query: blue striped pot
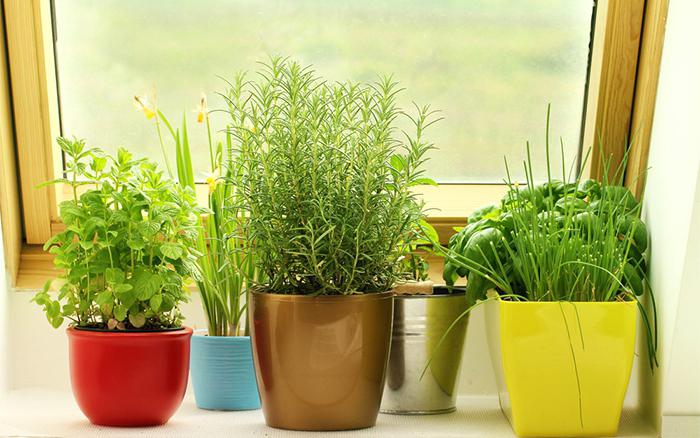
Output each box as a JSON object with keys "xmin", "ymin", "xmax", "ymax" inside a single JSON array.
[{"xmin": 190, "ymin": 332, "xmax": 261, "ymax": 410}]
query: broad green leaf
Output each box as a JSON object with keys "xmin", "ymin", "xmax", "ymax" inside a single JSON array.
[
  {"xmin": 390, "ymin": 154, "xmax": 405, "ymax": 171},
  {"xmin": 128, "ymin": 313, "xmax": 146, "ymax": 328},
  {"xmin": 134, "ymin": 272, "xmax": 161, "ymax": 300},
  {"xmin": 160, "ymin": 243, "xmax": 183, "ymax": 260},
  {"xmin": 138, "ymin": 221, "xmax": 161, "ymax": 237},
  {"xmin": 114, "ymin": 305, "xmax": 127, "ymax": 321},
  {"xmin": 418, "ymin": 219, "xmax": 439, "ymax": 245},
  {"xmin": 127, "ymin": 239, "xmax": 145, "ymax": 250},
  {"xmin": 96, "ymin": 291, "xmax": 113, "ymax": 306},
  {"xmin": 91, "ymin": 156, "xmax": 107, "ymax": 172},
  {"xmin": 50, "ymin": 315, "xmax": 64, "ymax": 329},
  {"xmin": 149, "ymin": 294, "xmax": 163, "ymax": 312},
  {"xmin": 114, "ymin": 283, "xmax": 133, "ymax": 294},
  {"xmin": 100, "ymin": 303, "xmax": 113, "ymax": 315},
  {"xmin": 105, "ymin": 268, "xmax": 125, "ymax": 285},
  {"xmin": 47, "ymin": 301, "xmax": 61, "ymax": 318}
]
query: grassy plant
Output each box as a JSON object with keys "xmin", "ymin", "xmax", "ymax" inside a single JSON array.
[
  {"xmin": 137, "ymin": 93, "xmax": 261, "ymax": 336},
  {"xmin": 33, "ymin": 138, "xmax": 199, "ymax": 330},
  {"xmin": 439, "ymin": 109, "xmax": 657, "ymax": 369},
  {"xmin": 223, "ymin": 57, "xmax": 437, "ymax": 295}
]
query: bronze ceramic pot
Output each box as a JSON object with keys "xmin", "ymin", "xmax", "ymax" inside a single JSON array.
[{"xmin": 250, "ymin": 290, "xmax": 394, "ymax": 431}]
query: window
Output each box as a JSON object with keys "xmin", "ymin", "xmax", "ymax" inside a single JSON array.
[
  {"xmin": 3, "ymin": 0, "xmax": 654, "ymax": 256},
  {"xmin": 54, "ymin": 0, "xmax": 593, "ymax": 184}
]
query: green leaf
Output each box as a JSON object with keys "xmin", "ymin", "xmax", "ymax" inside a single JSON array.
[
  {"xmin": 43, "ymin": 234, "xmax": 62, "ymax": 251},
  {"xmin": 411, "ymin": 177, "xmax": 438, "ymax": 187},
  {"xmin": 127, "ymin": 239, "xmax": 145, "ymax": 250},
  {"xmin": 390, "ymin": 154, "xmax": 405, "ymax": 171},
  {"xmin": 138, "ymin": 221, "xmax": 161, "ymax": 237},
  {"xmin": 101, "ymin": 303, "xmax": 113, "ymax": 315},
  {"xmin": 160, "ymin": 243, "xmax": 183, "ymax": 260},
  {"xmin": 59, "ymin": 201, "xmax": 86, "ymax": 224},
  {"xmin": 149, "ymin": 294, "xmax": 163, "ymax": 312},
  {"xmin": 117, "ymin": 147, "xmax": 132, "ymax": 166},
  {"xmin": 50, "ymin": 315, "xmax": 64, "ymax": 329},
  {"xmin": 418, "ymin": 219, "xmax": 439, "ymax": 245},
  {"xmin": 134, "ymin": 271, "xmax": 161, "ymax": 300},
  {"xmin": 114, "ymin": 283, "xmax": 133, "ymax": 294},
  {"xmin": 181, "ymin": 112, "xmax": 195, "ymax": 189},
  {"xmin": 114, "ymin": 305, "xmax": 127, "ymax": 322},
  {"xmin": 96, "ymin": 291, "xmax": 113, "ymax": 306},
  {"xmin": 105, "ymin": 268, "xmax": 125, "ymax": 285},
  {"xmin": 91, "ymin": 156, "xmax": 107, "ymax": 172},
  {"xmin": 47, "ymin": 300, "xmax": 61, "ymax": 318},
  {"xmin": 161, "ymin": 294, "xmax": 175, "ymax": 312},
  {"xmin": 128, "ymin": 313, "xmax": 146, "ymax": 328}
]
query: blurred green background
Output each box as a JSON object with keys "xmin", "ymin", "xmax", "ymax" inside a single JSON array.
[{"xmin": 54, "ymin": 0, "xmax": 593, "ymax": 182}]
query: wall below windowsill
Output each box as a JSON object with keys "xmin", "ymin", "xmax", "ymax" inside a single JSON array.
[{"xmin": 0, "ymin": 389, "xmax": 655, "ymax": 438}]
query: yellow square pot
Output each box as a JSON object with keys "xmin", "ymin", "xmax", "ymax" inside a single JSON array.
[{"xmin": 485, "ymin": 299, "xmax": 637, "ymax": 437}]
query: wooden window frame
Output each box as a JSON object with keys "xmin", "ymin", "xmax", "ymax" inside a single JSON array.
[
  {"xmin": 0, "ymin": 0, "xmax": 668, "ymax": 288},
  {"xmin": 0, "ymin": 4, "xmax": 21, "ymax": 283}
]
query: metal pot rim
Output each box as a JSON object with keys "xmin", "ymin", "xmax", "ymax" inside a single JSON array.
[
  {"xmin": 393, "ymin": 285, "xmax": 466, "ymax": 299},
  {"xmin": 251, "ymin": 290, "xmax": 393, "ymax": 302}
]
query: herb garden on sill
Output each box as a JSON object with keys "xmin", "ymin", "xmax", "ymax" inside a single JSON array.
[{"xmin": 32, "ymin": 58, "xmax": 656, "ymax": 437}]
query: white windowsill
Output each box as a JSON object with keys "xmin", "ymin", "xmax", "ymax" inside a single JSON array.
[{"xmin": 0, "ymin": 389, "xmax": 656, "ymax": 437}]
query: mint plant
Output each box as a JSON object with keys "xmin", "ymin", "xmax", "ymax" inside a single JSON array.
[{"xmin": 33, "ymin": 138, "xmax": 200, "ymax": 330}]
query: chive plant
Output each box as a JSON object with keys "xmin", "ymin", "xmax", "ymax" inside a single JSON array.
[
  {"xmin": 224, "ymin": 57, "xmax": 438, "ymax": 295},
  {"xmin": 440, "ymin": 109, "xmax": 658, "ymax": 369}
]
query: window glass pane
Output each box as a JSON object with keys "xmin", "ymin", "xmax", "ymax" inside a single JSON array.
[{"xmin": 54, "ymin": 0, "xmax": 593, "ymax": 183}]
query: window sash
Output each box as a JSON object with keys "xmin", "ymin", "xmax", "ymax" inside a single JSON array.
[{"xmin": 2, "ymin": 0, "xmax": 655, "ymax": 252}]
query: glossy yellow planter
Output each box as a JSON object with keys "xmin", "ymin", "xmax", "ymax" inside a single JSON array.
[{"xmin": 486, "ymin": 299, "xmax": 637, "ymax": 437}]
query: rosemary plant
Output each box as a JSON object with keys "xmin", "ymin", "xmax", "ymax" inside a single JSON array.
[
  {"xmin": 224, "ymin": 58, "xmax": 438, "ymax": 295},
  {"xmin": 137, "ymin": 93, "xmax": 260, "ymax": 336}
]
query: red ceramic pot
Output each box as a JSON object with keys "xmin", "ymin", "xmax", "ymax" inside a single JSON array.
[{"xmin": 67, "ymin": 326, "xmax": 192, "ymax": 426}]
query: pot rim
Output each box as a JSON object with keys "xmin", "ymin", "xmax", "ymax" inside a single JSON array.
[
  {"xmin": 67, "ymin": 326, "xmax": 193, "ymax": 337},
  {"xmin": 251, "ymin": 289, "xmax": 393, "ymax": 302},
  {"xmin": 394, "ymin": 285, "xmax": 466, "ymax": 299},
  {"xmin": 191, "ymin": 329, "xmax": 251, "ymax": 339},
  {"xmin": 497, "ymin": 297, "xmax": 637, "ymax": 306}
]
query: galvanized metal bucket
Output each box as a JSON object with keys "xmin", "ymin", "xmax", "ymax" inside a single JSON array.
[{"xmin": 380, "ymin": 286, "xmax": 469, "ymax": 415}]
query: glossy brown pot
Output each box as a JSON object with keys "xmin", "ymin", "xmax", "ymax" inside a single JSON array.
[{"xmin": 250, "ymin": 290, "xmax": 394, "ymax": 431}]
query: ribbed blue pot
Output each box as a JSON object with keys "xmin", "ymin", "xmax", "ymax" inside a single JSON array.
[{"xmin": 190, "ymin": 333, "xmax": 261, "ymax": 410}]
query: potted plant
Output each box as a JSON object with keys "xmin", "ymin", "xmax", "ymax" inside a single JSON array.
[
  {"xmin": 135, "ymin": 93, "xmax": 262, "ymax": 411},
  {"xmin": 225, "ymin": 58, "xmax": 436, "ymax": 431},
  {"xmin": 442, "ymin": 124, "xmax": 658, "ymax": 437},
  {"xmin": 32, "ymin": 138, "xmax": 199, "ymax": 426},
  {"xmin": 381, "ymin": 222, "xmax": 470, "ymax": 415},
  {"xmin": 392, "ymin": 222, "xmax": 436, "ymax": 295}
]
